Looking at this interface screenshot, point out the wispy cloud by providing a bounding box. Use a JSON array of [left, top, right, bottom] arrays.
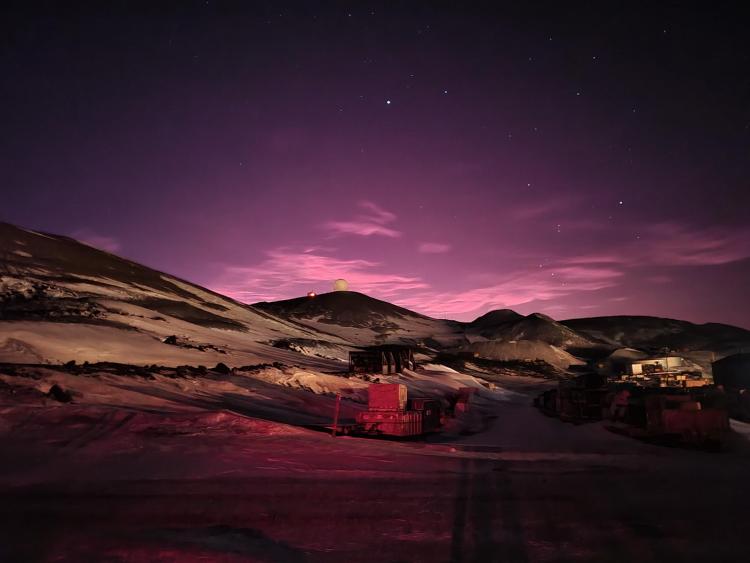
[[561, 223, 750, 269], [641, 223, 750, 266], [418, 242, 452, 254], [210, 247, 427, 303], [561, 254, 626, 266], [211, 255, 621, 316], [397, 265, 623, 317], [70, 229, 121, 253], [509, 199, 569, 221], [208, 220, 749, 318], [322, 200, 401, 238]]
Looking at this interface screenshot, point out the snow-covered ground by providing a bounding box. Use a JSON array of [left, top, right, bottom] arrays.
[[4, 222, 750, 560], [0, 223, 360, 369], [1, 363, 749, 562], [463, 339, 584, 370]]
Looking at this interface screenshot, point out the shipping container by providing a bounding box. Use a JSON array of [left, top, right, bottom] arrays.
[[356, 410, 423, 436], [408, 398, 442, 432], [367, 383, 408, 411]]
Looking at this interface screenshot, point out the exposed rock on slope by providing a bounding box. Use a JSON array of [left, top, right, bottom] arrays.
[[562, 315, 750, 357], [3, 221, 748, 372], [463, 339, 584, 371], [0, 222, 351, 368], [462, 309, 609, 368], [254, 291, 466, 348], [467, 310, 606, 352]]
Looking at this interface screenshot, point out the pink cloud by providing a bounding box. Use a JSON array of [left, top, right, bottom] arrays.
[[560, 223, 750, 269], [358, 201, 396, 223], [322, 201, 401, 238], [210, 247, 427, 303], [323, 222, 401, 238], [509, 199, 569, 220], [208, 219, 748, 318], [209, 243, 626, 318], [641, 223, 750, 266], [70, 229, 121, 253], [418, 242, 452, 254], [397, 265, 623, 318], [562, 254, 629, 266]]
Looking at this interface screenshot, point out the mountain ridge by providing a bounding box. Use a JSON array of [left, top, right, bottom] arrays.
[[2, 221, 750, 371]]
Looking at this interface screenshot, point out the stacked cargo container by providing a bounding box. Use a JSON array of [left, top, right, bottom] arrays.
[[355, 383, 442, 437]]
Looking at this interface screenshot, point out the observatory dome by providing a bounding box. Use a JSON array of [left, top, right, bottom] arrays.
[[333, 278, 349, 291]]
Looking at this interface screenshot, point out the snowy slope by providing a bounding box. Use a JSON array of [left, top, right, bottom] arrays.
[[254, 291, 467, 349], [467, 311, 605, 351], [562, 315, 750, 357], [463, 340, 585, 370], [0, 222, 352, 368], [4, 221, 746, 373], [456, 309, 608, 369]]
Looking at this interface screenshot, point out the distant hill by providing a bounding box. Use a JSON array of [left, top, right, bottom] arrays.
[[254, 291, 433, 328], [467, 310, 606, 352], [467, 309, 524, 329], [254, 291, 466, 348], [562, 315, 750, 357], [461, 309, 609, 370], [3, 220, 749, 374]]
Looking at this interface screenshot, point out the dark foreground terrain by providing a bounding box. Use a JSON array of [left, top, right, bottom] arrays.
[[1, 385, 749, 563]]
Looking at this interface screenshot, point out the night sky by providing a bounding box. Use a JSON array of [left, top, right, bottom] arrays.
[[2, 2, 749, 327]]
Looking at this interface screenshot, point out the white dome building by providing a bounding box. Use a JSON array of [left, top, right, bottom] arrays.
[[332, 278, 349, 291]]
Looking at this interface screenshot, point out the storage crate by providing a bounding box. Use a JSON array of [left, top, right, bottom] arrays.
[[356, 410, 423, 436], [367, 383, 408, 411]]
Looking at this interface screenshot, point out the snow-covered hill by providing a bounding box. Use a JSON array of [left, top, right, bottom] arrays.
[[3, 221, 748, 373], [467, 311, 606, 350], [458, 310, 609, 370], [562, 315, 750, 358], [0, 222, 352, 368], [253, 291, 467, 349]]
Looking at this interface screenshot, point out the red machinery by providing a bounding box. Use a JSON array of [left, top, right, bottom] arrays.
[[643, 394, 729, 446], [355, 383, 441, 437], [534, 372, 730, 449], [605, 388, 730, 448]]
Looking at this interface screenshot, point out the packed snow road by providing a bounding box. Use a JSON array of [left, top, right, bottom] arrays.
[[1, 383, 749, 562]]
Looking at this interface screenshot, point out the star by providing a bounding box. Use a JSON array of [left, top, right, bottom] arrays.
[[386, 100, 392, 105]]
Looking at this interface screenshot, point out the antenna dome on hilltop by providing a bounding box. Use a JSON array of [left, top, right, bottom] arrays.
[[333, 279, 349, 291]]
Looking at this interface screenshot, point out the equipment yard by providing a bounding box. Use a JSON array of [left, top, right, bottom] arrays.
[[1, 362, 749, 562]]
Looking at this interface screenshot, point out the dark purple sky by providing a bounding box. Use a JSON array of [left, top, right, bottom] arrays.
[[3, 2, 749, 326]]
